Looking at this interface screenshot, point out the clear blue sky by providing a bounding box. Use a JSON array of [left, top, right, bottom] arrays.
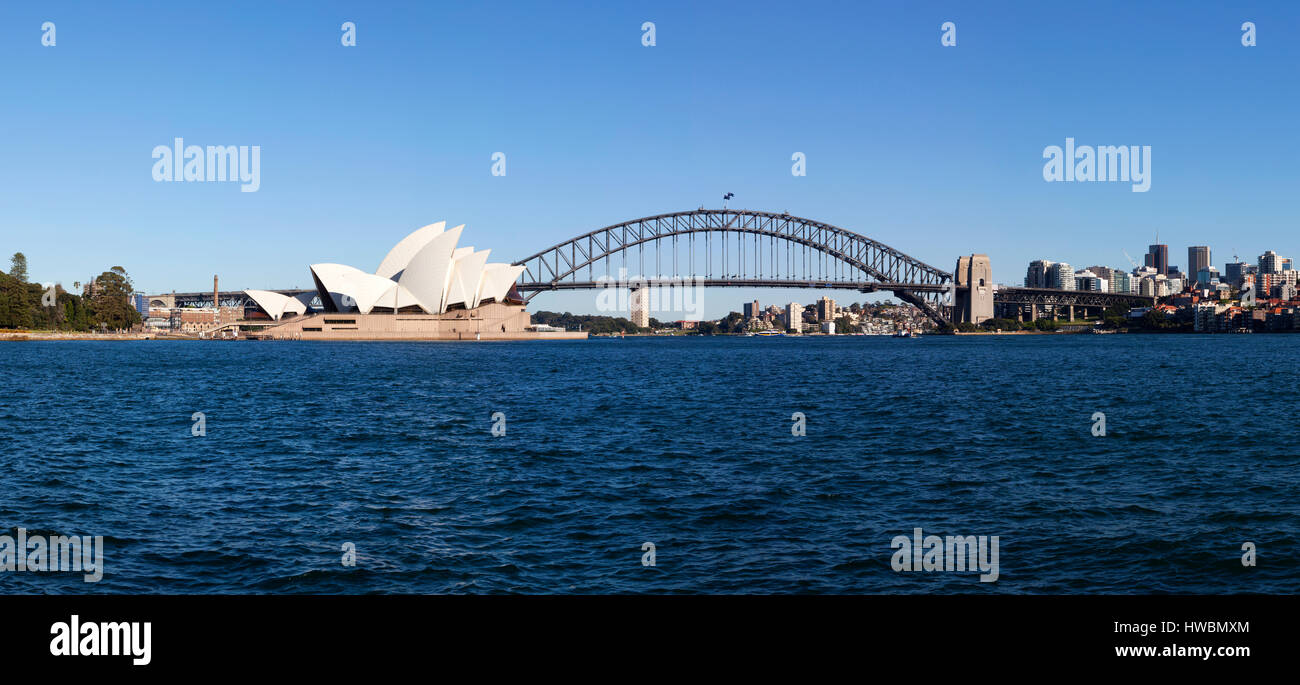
[[2, 1, 1296, 318]]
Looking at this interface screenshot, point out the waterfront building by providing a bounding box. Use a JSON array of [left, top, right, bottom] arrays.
[[1194, 302, 1220, 332], [820, 321, 835, 334], [743, 300, 760, 319], [1087, 265, 1117, 284], [1024, 260, 1054, 288], [1048, 262, 1075, 290], [1074, 270, 1106, 292], [242, 222, 584, 341], [786, 302, 802, 332], [1109, 270, 1132, 294], [630, 290, 651, 328], [1217, 306, 1245, 332], [817, 296, 837, 321]]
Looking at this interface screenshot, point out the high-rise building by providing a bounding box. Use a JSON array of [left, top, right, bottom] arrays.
[[786, 302, 802, 332], [131, 292, 148, 318], [1145, 244, 1169, 276], [1224, 261, 1248, 288], [1257, 272, 1285, 299], [1188, 246, 1210, 286], [1109, 270, 1132, 294], [742, 300, 760, 319], [1138, 276, 1158, 297], [1196, 266, 1220, 288], [1087, 266, 1116, 283], [1048, 262, 1075, 290], [1074, 270, 1105, 292], [1025, 260, 1054, 288], [817, 296, 836, 321], [1194, 302, 1220, 332], [1259, 250, 1284, 275], [630, 289, 650, 328]]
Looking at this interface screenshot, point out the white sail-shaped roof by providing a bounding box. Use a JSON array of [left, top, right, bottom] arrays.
[[442, 247, 474, 307], [290, 222, 524, 318], [310, 263, 420, 314], [244, 289, 307, 320], [443, 249, 490, 309], [477, 264, 525, 305], [375, 222, 447, 280], [397, 225, 464, 314]]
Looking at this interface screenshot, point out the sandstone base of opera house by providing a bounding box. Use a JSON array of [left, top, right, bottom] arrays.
[[247, 303, 586, 341]]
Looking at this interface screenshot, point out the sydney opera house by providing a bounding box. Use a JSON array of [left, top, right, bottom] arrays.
[[241, 222, 584, 341]]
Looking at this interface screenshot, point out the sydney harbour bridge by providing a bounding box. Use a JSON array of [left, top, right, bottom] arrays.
[[510, 209, 1154, 326], [156, 209, 1154, 327]]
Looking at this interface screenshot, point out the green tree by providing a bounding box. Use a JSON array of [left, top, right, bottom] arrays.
[[9, 253, 27, 283], [1139, 308, 1168, 330], [88, 267, 142, 330], [715, 312, 745, 334], [1034, 319, 1059, 331], [0, 272, 33, 328], [980, 317, 1021, 330]]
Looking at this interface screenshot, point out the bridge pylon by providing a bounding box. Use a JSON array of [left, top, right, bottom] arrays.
[[952, 254, 994, 325]]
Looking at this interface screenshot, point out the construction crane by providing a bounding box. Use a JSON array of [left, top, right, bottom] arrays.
[[1122, 249, 1140, 269]]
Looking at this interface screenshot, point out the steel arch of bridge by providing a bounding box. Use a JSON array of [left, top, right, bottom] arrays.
[[511, 209, 953, 324]]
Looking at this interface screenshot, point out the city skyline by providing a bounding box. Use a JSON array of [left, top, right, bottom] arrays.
[[5, 2, 1300, 319]]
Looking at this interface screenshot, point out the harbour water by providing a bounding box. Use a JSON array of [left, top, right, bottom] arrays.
[[1, 335, 1296, 593]]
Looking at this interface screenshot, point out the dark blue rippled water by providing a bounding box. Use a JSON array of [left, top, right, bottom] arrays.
[[2, 335, 1297, 594]]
